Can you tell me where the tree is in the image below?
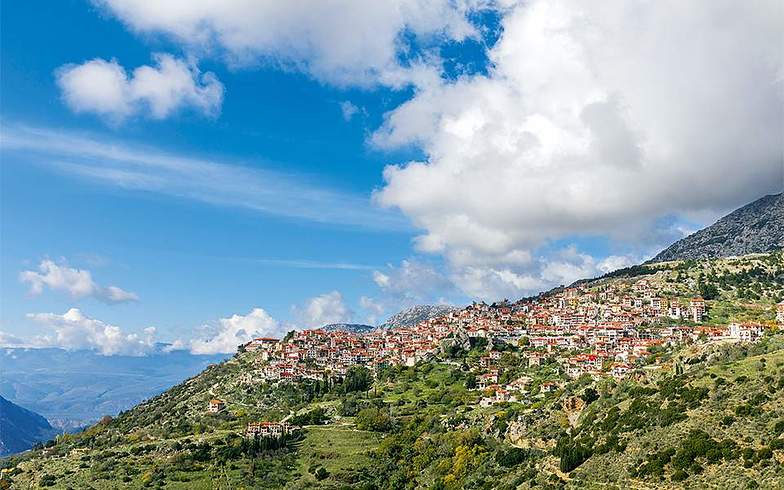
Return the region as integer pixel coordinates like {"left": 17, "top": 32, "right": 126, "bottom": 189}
{"left": 355, "top": 407, "right": 392, "bottom": 432}
{"left": 581, "top": 387, "right": 599, "bottom": 405}
{"left": 343, "top": 366, "right": 372, "bottom": 393}
{"left": 555, "top": 437, "right": 592, "bottom": 473}
{"left": 698, "top": 282, "right": 720, "bottom": 300}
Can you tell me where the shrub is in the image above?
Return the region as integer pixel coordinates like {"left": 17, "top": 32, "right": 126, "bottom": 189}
{"left": 496, "top": 447, "right": 536, "bottom": 468}
{"left": 756, "top": 447, "right": 773, "bottom": 461}
{"left": 39, "top": 475, "right": 57, "bottom": 487}
{"left": 355, "top": 407, "right": 392, "bottom": 432}
{"left": 581, "top": 388, "right": 599, "bottom": 405}
{"left": 342, "top": 366, "right": 372, "bottom": 393}
{"left": 671, "top": 469, "right": 689, "bottom": 482}
{"left": 290, "top": 407, "right": 328, "bottom": 426}
{"left": 314, "top": 467, "right": 330, "bottom": 481}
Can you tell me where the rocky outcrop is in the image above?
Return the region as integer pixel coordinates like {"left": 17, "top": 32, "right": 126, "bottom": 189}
{"left": 506, "top": 421, "right": 556, "bottom": 450}
{"left": 651, "top": 193, "right": 783, "bottom": 262}
{"left": 563, "top": 396, "right": 587, "bottom": 428}
{"left": 439, "top": 328, "right": 471, "bottom": 355}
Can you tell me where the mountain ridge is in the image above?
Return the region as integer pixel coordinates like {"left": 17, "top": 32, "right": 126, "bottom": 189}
{"left": 651, "top": 192, "right": 783, "bottom": 262}
{"left": 379, "top": 304, "right": 458, "bottom": 329}
{"left": 0, "top": 395, "right": 58, "bottom": 457}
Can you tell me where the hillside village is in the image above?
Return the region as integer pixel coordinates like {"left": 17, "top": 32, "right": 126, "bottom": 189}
{"left": 210, "top": 259, "right": 784, "bottom": 428}
{"left": 3, "top": 252, "right": 784, "bottom": 489}
{"left": 235, "top": 258, "right": 782, "bottom": 413}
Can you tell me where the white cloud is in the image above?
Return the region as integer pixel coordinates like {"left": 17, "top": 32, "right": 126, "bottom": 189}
{"left": 20, "top": 259, "right": 138, "bottom": 304}
{"left": 189, "top": 308, "right": 284, "bottom": 354}
{"left": 447, "top": 248, "right": 641, "bottom": 300}
{"left": 56, "top": 53, "right": 223, "bottom": 121}
{"left": 27, "top": 308, "right": 156, "bottom": 356}
{"left": 1, "top": 124, "right": 408, "bottom": 231}
{"left": 373, "top": 0, "right": 784, "bottom": 299}
{"left": 597, "top": 255, "right": 638, "bottom": 275}
{"left": 450, "top": 266, "right": 546, "bottom": 302}
{"left": 373, "top": 259, "right": 453, "bottom": 303}
{"left": 294, "top": 291, "right": 353, "bottom": 328}
{"left": 540, "top": 248, "right": 607, "bottom": 286}
{"left": 0, "top": 331, "right": 28, "bottom": 348}
{"left": 359, "top": 296, "right": 385, "bottom": 324}
{"left": 363, "top": 259, "right": 458, "bottom": 318}
{"left": 92, "top": 0, "right": 481, "bottom": 87}
{"left": 340, "top": 101, "right": 361, "bottom": 121}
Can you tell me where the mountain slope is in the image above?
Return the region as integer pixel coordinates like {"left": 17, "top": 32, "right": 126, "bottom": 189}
{"left": 3, "top": 254, "right": 782, "bottom": 488}
{"left": 380, "top": 304, "right": 457, "bottom": 329}
{"left": 0, "top": 395, "right": 57, "bottom": 456}
{"left": 652, "top": 192, "right": 783, "bottom": 262}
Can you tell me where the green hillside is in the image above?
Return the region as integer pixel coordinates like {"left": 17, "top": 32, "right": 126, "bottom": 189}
{"left": 2, "top": 254, "right": 783, "bottom": 489}
{"left": 4, "top": 339, "right": 784, "bottom": 489}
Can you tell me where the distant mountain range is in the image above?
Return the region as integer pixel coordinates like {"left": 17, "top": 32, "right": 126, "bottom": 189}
{"left": 0, "top": 346, "right": 227, "bottom": 431}
{"left": 380, "top": 304, "right": 458, "bottom": 329}
{"left": 652, "top": 192, "right": 783, "bottom": 262}
{"left": 0, "top": 395, "right": 58, "bottom": 456}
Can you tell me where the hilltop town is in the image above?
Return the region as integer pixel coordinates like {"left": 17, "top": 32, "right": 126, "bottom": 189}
{"left": 238, "top": 253, "right": 782, "bottom": 408}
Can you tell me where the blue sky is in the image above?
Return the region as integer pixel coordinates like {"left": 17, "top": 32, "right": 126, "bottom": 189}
{"left": 0, "top": 0, "right": 466, "bottom": 349}
{"left": 1, "top": 0, "right": 780, "bottom": 354}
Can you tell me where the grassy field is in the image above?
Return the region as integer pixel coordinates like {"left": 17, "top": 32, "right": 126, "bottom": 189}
{"left": 290, "top": 425, "right": 382, "bottom": 488}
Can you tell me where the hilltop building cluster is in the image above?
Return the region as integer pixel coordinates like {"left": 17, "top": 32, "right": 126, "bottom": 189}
{"left": 237, "top": 279, "right": 778, "bottom": 397}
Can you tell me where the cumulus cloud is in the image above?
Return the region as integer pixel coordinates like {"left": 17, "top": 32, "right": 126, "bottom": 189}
{"left": 294, "top": 291, "right": 353, "bottom": 328}
{"left": 359, "top": 296, "right": 385, "bottom": 324}
{"left": 56, "top": 53, "right": 223, "bottom": 121}
{"left": 20, "top": 259, "right": 138, "bottom": 304}
{"left": 190, "top": 308, "right": 284, "bottom": 354}
{"left": 596, "top": 255, "right": 638, "bottom": 275}
{"left": 92, "top": 0, "right": 481, "bottom": 87}
{"left": 27, "top": 308, "right": 156, "bottom": 356}
{"left": 373, "top": 259, "right": 453, "bottom": 303}
{"left": 373, "top": 0, "right": 784, "bottom": 299}
{"left": 361, "top": 260, "right": 457, "bottom": 321}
